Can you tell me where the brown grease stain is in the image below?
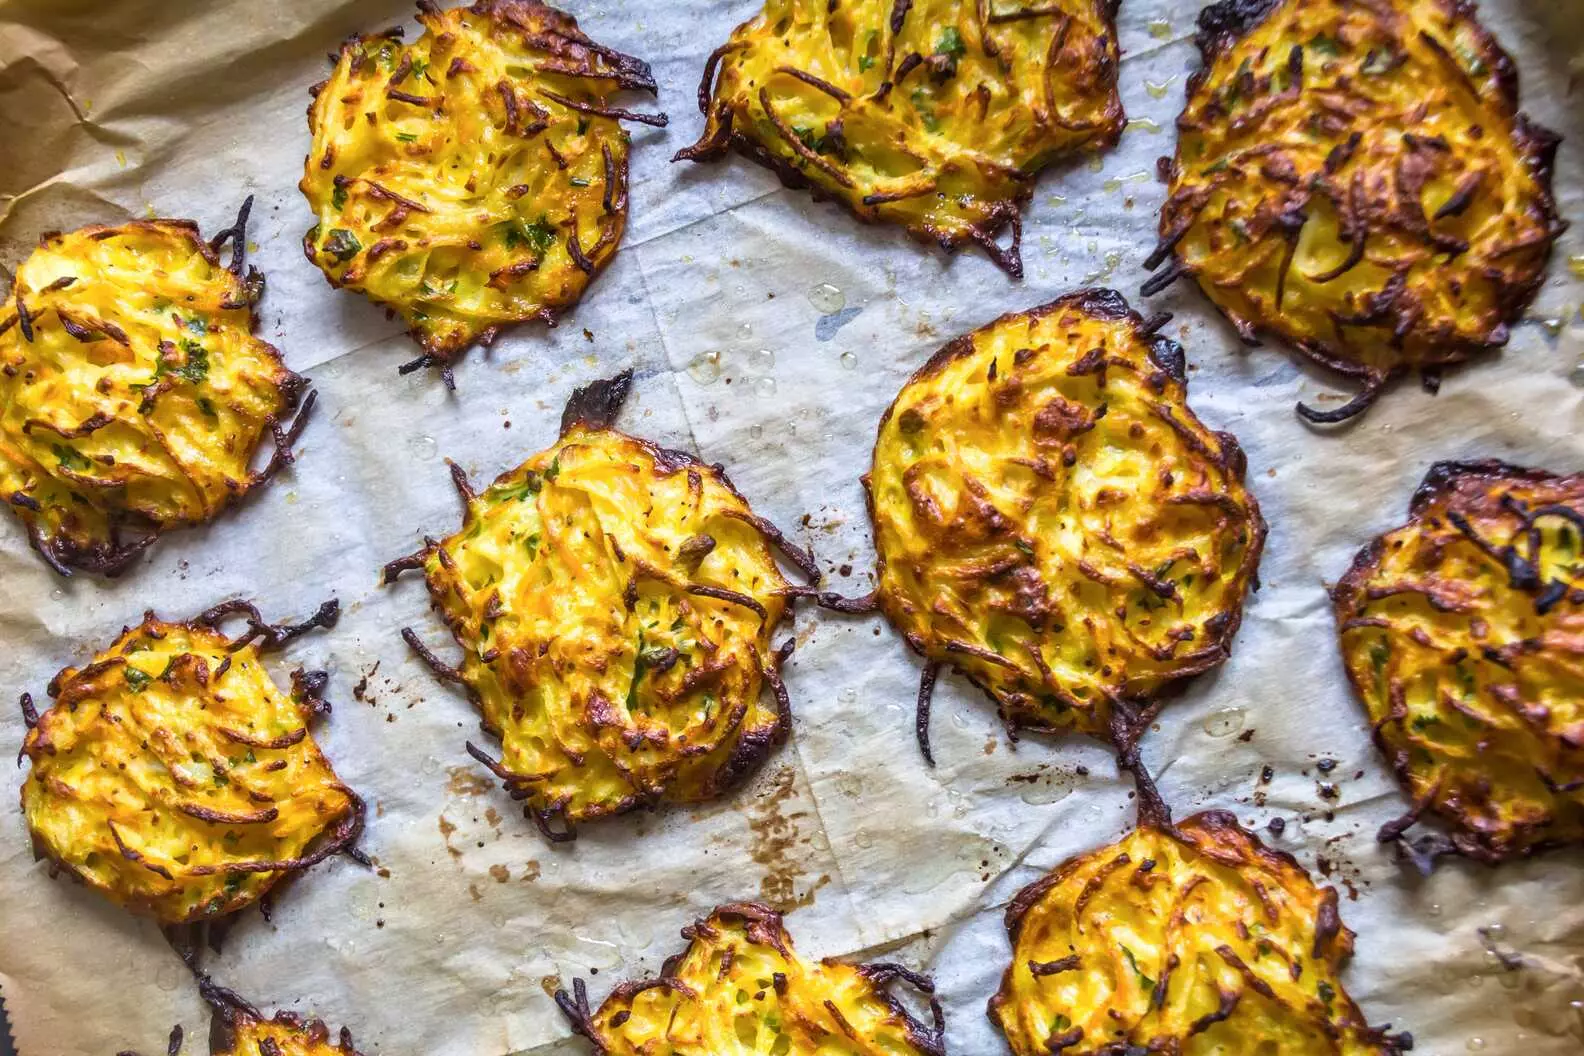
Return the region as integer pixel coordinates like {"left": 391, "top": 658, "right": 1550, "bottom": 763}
{"left": 446, "top": 766, "right": 493, "bottom": 797}
{"left": 747, "top": 765, "right": 828, "bottom": 911}
{"left": 437, "top": 814, "right": 461, "bottom": 859}
{"left": 489, "top": 863, "right": 510, "bottom": 883}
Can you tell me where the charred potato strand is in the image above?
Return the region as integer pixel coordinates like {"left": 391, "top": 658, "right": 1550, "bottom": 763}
{"left": 565, "top": 902, "right": 944, "bottom": 1055}
{"left": 0, "top": 209, "right": 306, "bottom": 576}
{"left": 122, "top": 981, "right": 365, "bottom": 1056}
{"left": 990, "top": 812, "right": 1408, "bottom": 1056}
{"left": 1150, "top": 0, "right": 1562, "bottom": 422}
{"left": 1334, "top": 461, "right": 1584, "bottom": 862}
{"left": 395, "top": 373, "right": 810, "bottom": 839}
{"left": 302, "top": 0, "right": 664, "bottom": 379}
{"left": 867, "top": 289, "right": 1264, "bottom": 747}
{"left": 679, "top": 0, "right": 1124, "bottom": 277}
{"left": 20, "top": 608, "right": 358, "bottom": 923}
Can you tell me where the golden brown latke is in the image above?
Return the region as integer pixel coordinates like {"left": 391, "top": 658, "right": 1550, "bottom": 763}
{"left": 677, "top": 0, "right": 1125, "bottom": 277}
{"left": 865, "top": 289, "right": 1265, "bottom": 762}
{"left": 301, "top": 0, "right": 666, "bottom": 385}
{"left": 0, "top": 200, "right": 311, "bottom": 576}
{"left": 385, "top": 371, "right": 828, "bottom": 841}
{"left": 1146, "top": 0, "right": 1563, "bottom": 423}
{"left": 1334, "top": 460, "right": 1584, "bottom": 865}
{"left": 556, "top": 901, "right": 945, "bottom": 1055}
{"left": 119, "top": 977, "right": 366, "bottom": 1056}
{"left": 19, "top": 599, "right": 361, "bottom": 924}
{"left": 990, "top": 811, "right": 1411, "bottom": 1056}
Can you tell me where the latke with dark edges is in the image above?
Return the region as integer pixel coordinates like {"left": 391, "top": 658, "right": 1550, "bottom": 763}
{"left": 556, "top": 901, "right": 945, "bottom": 1055}
{"left": 1334, "top": 459, "right": 1584, "bottom": 864}
{"left": 678, "top": 0, "right": 1125, "bottom": 277}
{"left": 1146, "top": 0, "right": 1563, "bottom": 423}
{"left": 865, "top": 289, "right": 1265, "bottom": 761}
{"left": 302, "top": 0, "right": 666, "bottom": 384}
{"left": 0, "top": 201, "right": 310, "bottom": 576}
{"left": 19, "top": 599, "right": 360, "bottom": 924}
{"left": 385, "top": 371, "right": 824, "bottom": 841}
{"left": 990, "top": 811, "right": 1410, "bottom": 1056}
{"left": 119, "top": 976, "right": 367, "bottom": 1056}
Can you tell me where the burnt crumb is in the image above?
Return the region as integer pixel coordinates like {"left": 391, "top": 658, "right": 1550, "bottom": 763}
{"left": 1267, "top": 816, "right": 1286, "bottom": 837}
{"left": 1316, "top": 758, "right": 1337, "bottom": 774}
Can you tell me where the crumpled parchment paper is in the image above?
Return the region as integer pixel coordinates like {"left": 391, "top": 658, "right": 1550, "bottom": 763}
{"left": 1, "top": 1, "right": 1582, "bottom": 1054}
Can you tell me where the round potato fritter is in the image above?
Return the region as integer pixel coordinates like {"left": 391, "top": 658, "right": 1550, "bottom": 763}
{"left": 122, "top": 979, "right": 366, "bottom": 1056}
{"left": 561, "top": 902, "right": 944, "bottom": 1056}
{"left": 301, "top": 0, "right": 665, "bottom": 382}
{"left": 390, "top": 373, "right": 814, "bottom": 840}
{"left": 678, "top": 0, "right": 1124, "bottom": 277}
{"left": 19, "top": 607, "right": 359, "bottom": 923}
{"left": 1148, "top": 0, "right": 1562, "bottom": 423}
{"left": 866, "top": 289, "right": 1264, "bottom": 746}
{"left": 1334, "top": 460, "right": 1584, "bottom": 862}
{"left": 990, "top": 812, "right": 1409, "bottom": 1056}
{"left": 0, "top": 210, "right": 307, "bottom": 576}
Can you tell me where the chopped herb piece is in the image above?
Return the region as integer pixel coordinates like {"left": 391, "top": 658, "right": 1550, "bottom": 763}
{"left": 323, "top": 228, "right": 362, "bottom": 262}
{"left": 124, "top": 668, "right": 153, "bottom": 692}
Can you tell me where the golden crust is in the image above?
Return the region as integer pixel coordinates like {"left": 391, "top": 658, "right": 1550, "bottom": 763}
{"left": 1333, "top": 460, "right": 1584, "bottom": 863}
{"left": 866, "top": 289, "right": 1264, "bottom": 745}
{"left": 678, "top": 0, "right": 1125, "bottom": 277}
{"left": 564, "top": 901, "right": 945, "bottom": 1055}
{"left": 300, "top": 0, "right": 665, "bottom": 377}
{"left": 391, "top": 373, "right": 814, "bottom": 840}
{"left": 202, "top": 981, "right": 363, "bottom": 1056}
{"left": 19, "top": 603, "right": 359, "bottom": 924}
{"left": 0, "top": 210, "right": 307, "bottom": 576}
{"left": 989, "top": 812, "right": 1408, "bottom": 1056}
{"left": 1149, "top": 0, "right": 1562, "bottom": 423}
{"left": 121, "top": 979, "right": 365, "bottom": 1056}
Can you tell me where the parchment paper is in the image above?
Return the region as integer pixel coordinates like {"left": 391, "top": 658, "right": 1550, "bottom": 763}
{"left": 1, "top": 2, "right": 1582, "bottom": 1054}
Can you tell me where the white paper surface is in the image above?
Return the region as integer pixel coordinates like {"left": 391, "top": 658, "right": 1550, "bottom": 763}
{"left": 0, "top": 2, "right": 1581, "bottom": 1054}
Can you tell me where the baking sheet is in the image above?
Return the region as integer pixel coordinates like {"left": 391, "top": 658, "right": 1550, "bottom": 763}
{"left": 1, "top": 1, "right": 1582, "bottom": 1053}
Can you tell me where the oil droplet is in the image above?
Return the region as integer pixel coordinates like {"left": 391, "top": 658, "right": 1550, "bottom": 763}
{"left": 50, "top": 588, "right": 66, "bottom": 602}
{"left": 1484, "top": 923, "right": 1506, "bottom": 941}
{"left": 853, "top": 829, "right": 875, "bottom": 849}
{"left": 1148, "top": 19, "right": 1172, "bottom": 39}
{"left": 751, "top": 348, "right": 776, "bottom": 372}
{"left": 839, "top": 350, "right": 858, "bottom": 370}
{"left": 1125, "top": 118, "right": 1161, "bottom": 135}
{"left": 155, "top": 961, "right": 184, "bottom": 992}
{"left": 1102, "top": 172, "right": 1151, "bottom": 193}
{"left": 349, "top": 883, "right": 380, "bottom": 921}
{"left": 748, "top": 423, "right": 764, "bottom": 439}
{"left": 1427, "top": 903, "right": 1443, "bottom": 917}
{"left": 838, "top": 687, "right": 858, "bottom": 704}
{"left": 1145, "top": 77, "right": 1176, "bottom": 99}
{"left": 1087, "top": 154, "right": 1104, "bottom": 173}
{"left": 755, "top": 376, "right": 777, "bottom": 397}
{"left": 422, "top": 755, "right": 442, "bottom": 775}
{"left": 285, "top": 491, "right": 300, "bottom": 506}
{"left": 1202, "top": 707, "right": 1247, "bottom": 739}
{"left": 687, "top": 350, "right": 721, "bottom": 384}
{"left": 836, "top": 773, "right": 863, "bottom": 798}
{"left": 1048, "top": 194, "right": 1068, "bottom": 207}
{"left": 115, "top": 149, "right": 127, "bottom": 168}
{"left": 408, "top": 435, "right": 438, "bottom": 461}
{"left": 808, "top": 283, "right": 846, "bottom": 315}
{"left": 1568, "top": 254, "right": 1584, "bottom": 279}
{"left": 1019, "top": 773, "right": 1075, "bottom": 806}
{"left": 1540, "top": 317, "right": 1564, "bottom": 337}
{"left": 1466, "top": 1040, "right": 1486, "bottom": 1051}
